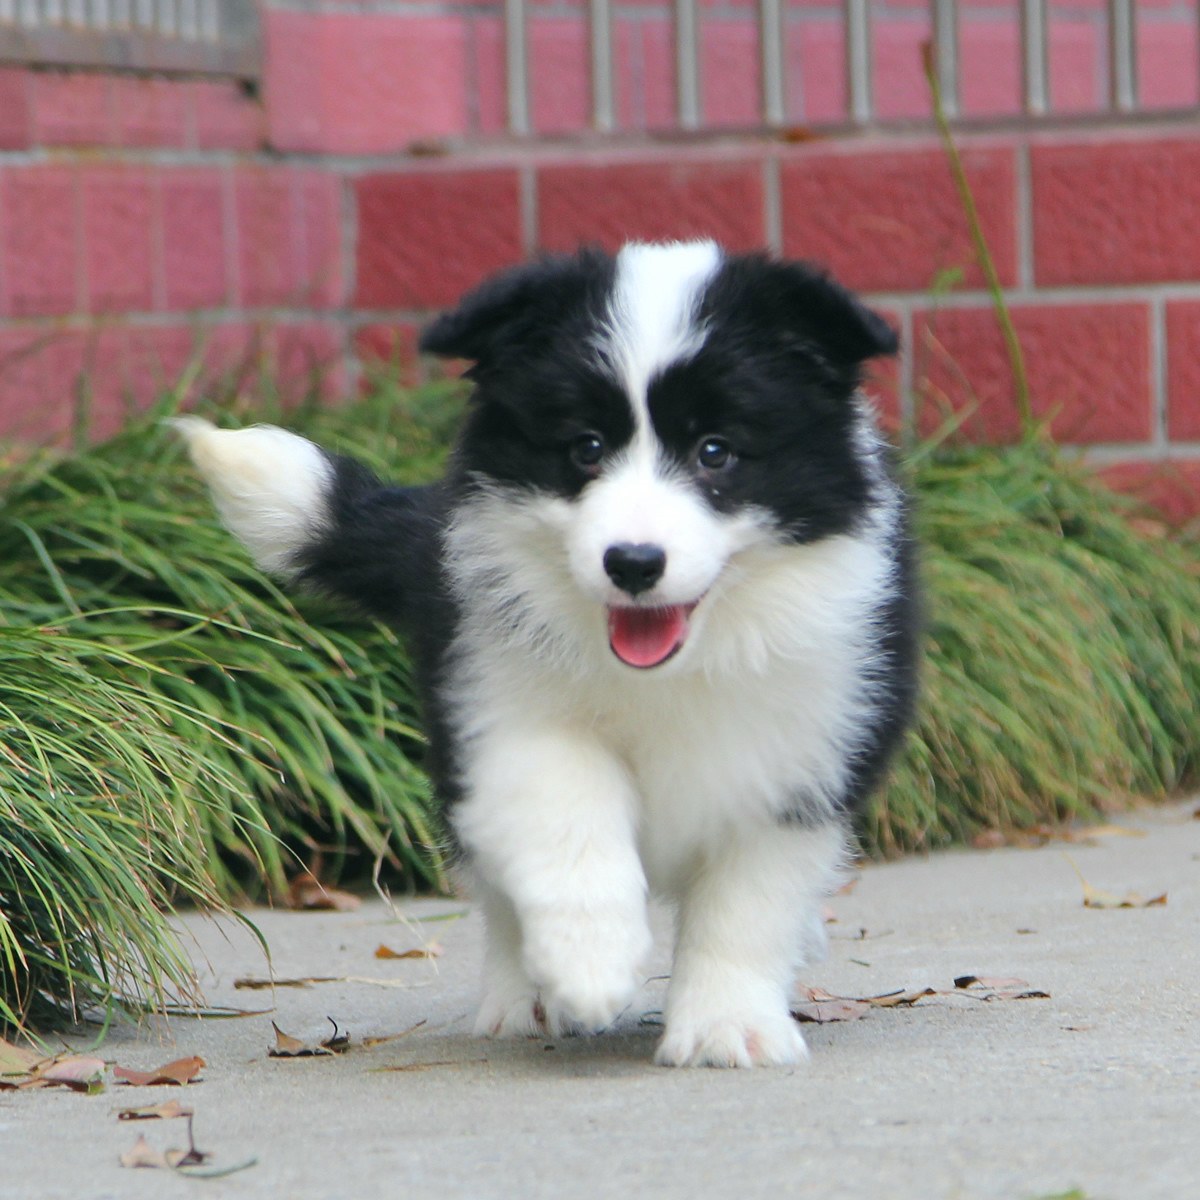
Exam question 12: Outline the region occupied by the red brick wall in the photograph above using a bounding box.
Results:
[0,1,1197,518]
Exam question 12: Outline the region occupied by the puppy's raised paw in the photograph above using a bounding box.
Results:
[521,909,650,1034]
[474,986,544,1039]
[655,1008,809,1069]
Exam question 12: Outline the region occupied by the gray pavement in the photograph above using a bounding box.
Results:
[3,799,1199,1200]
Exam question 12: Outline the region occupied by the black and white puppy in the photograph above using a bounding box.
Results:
[177,240,918,1068]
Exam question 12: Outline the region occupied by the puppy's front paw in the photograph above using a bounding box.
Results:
[522,909,651,1034]
[656,1003,809,1068]
[474,985,544,1038]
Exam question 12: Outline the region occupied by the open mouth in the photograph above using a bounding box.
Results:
[607,602,699,669]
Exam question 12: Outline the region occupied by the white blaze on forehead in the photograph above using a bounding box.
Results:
[599,241,723,433]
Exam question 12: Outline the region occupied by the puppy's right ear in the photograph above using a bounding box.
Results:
[419,249,614,370]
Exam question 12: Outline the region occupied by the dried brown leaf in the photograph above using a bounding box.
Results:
[285,871,361,912]
[362,1019,427,1047]
[0,1038,46,1087]
[113,1056,205,1087]
[374,941,443,961]
[1081,880,1167,909]
[31,1055,107,1093]
[234,975,339,990]
[863,988,937,1008]
[268,1020,348,1057]
[954,975,1030,991]
[120,1134,168,1169]
[118,1099,193,1121]
[791,997,870,1023]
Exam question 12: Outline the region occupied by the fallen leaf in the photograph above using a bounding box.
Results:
[971,829,1009,850]
[235,974,431,991]
[120,1133,167,1169]
[113,1056,205,1087]
[118,1099,193,1121]
[234,976,340,990]
[954,975,1030,991]
[1081,880,1167,909]
[374,941,443,960]
[791,989,871,1023]
[863,988,937,1008]
[362,1019,427,1047]
[30,1055,107,1093]
[0,1037,45,1086]
[371,1059,483,1073]
[952,976,1050,1001]
[285,870,361,913]
[1068,857,1168,909]
[268,1018,349,1057]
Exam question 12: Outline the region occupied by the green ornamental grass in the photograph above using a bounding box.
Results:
[0,361,1197,1029]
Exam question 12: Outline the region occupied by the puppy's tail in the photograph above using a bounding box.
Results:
[173,417,441,629]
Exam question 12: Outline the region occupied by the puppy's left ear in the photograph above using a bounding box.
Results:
[717,256,898,368]
[420,248,612,370]
[790,267,898,366]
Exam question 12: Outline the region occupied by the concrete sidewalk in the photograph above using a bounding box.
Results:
[3,800,1198,1200]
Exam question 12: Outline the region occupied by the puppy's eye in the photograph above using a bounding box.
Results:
[570,432,605,470]
[697,437,734,471]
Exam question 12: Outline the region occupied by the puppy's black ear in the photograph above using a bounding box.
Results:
[420,249,615,369]
[712,255,898,368]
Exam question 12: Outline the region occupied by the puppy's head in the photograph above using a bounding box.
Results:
[422,241,897,672]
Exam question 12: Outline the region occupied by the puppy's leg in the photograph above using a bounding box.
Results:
[172,418,333,577]
[471,880,543,1038]
[456,726,651,1036]
[656,822,845,1068]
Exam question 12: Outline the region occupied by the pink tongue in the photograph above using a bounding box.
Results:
[607,606,689,669]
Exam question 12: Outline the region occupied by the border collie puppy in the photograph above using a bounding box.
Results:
[177,241,918,1068]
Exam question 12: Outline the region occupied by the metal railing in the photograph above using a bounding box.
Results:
[503,0,1196,137]
[0,0,260,79]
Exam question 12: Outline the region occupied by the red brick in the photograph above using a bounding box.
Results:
[538,160,765,253]
[1138,20,1200,109]
[112,77,189,147]
[701,20,760,127]
[294,172,346,309]
[958,21,1019,118]
[355,322,423,388]
[191,80,264,150]
[0,327,124,444]
[126,325,205,403]
[265,10,469,152]
[81,167,156,314]
[0,69,31,149]
[31,71,115,146]
[355,170,523,309]
[1032,138,1200,286]
[635,20,678,130]
[873,16,932,121]
[913,302,1152,445]
[788,22,844,124]
[780,146,1017,293]
[2,166,81,316]
[1098,461,1200,525]
[235,170,295,307]
[1165,300,1200,441]
[529,19,590,134]
[1049,19,1103,114]
[160,169,230,311]
[468,16,506,135]
[271,322,347,404]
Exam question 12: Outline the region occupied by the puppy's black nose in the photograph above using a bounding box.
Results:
[603,542,666,596]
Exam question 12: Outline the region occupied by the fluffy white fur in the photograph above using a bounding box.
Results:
[179,241,909,1068]
[172,417,333,576]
